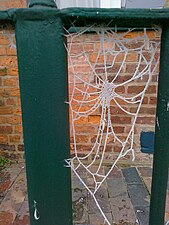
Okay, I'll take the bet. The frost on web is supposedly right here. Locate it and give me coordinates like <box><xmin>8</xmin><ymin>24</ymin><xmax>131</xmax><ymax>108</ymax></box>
<box><xmin>2</xmin><ymin>29</ymin><xmax>16</xmax><ymax>49</ymax></box>
<box><xmin>65</xmin><ymin>26</ymin><xmax>160</xmax><ymax>224</ymax></box>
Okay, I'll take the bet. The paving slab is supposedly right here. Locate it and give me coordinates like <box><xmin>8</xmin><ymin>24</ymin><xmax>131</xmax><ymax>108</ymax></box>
<box><xmin>87</xmin><ymin>177</ymin><xmax>107</xmax><ymax>190</ymax></box>
<box><xmin>110</xmin><ymin>193</ymin><xmax>137</xmax><ymax>224</ymax></box>
<box><xmin>107</xmin><ymin>178</ymin><xmax>128</xmax><ymax>198</ymax></box>
<box><xmin>0</xmin><ymin>171</ymin><xmax>27</xmax><ymax>211</ymax></box>
<box><xmin>0</xmin><ymin>163</ymin><xmax>162</xmax><ymax>225</ymax></box>
<box><xmin>122</xmin><ymin>167</ymin><xmax>142</xmax><ymax>184</ymax></box>
<box><xmin>72</xmin><ymin>176</ymin><xmax>87</xmax><ymax>190</ymax></box>
<box><xmin>88</xmin><ymin>189</ymin><xmax>111</xmax><ymax>214</ymax></box>
<box><xmin>127</xmin><ymin>184</ymin><xmax>150</xmax><ymax>207</ymax></box>
<box><xmin>73</xmin><ymin>195</ymin><xmax>88</xmax><ymax>224</ymax></box>
<box><xmin>13</xmin><ymin>201</ymin><xmax>30</xmax><ymax>225</ymax></box>
<box><xmin>0</xmin><ymin>163</ymin><xmax>24</xmax><ymax>204</ymax></box>
<box><xmin>89</xmin><ymin>212</ymin><xmax>113</xmax><ymax>225</ymax></box>
<box><xmin>75</xmin><ymin>166</ymin><xmax>87</xmax><ymax>179</ymax></box>
<box><xmin>0</xmin><ymin>211</ymin><xmax>14</xmax><ymax>225</ymax></box>
<box><xmin>105</xmin><ymin>166</ymin><xmax>123</xmax><ymax>179</ymax></box>
<box><xmin>72</xmin><ymin>188</ymin><xmax>88</xmax><ymax>202</ymax></box>
<box><xmin>137</xmin><ymin>167</ymin><xmax>152</xmax><ymax>178</ymax></box>
<box><xmin>142</xmin><ymin>177</ymin><xmax>152</xmax><ymax>194</ymax></box>
<box><xmin>0</xmin><ymin>168</ymin><xmax>27</xmax><ymax>224</ymax></box>
<box><xmin>135</xmin><ymin>206</ymin><xmax>149</xmax><ymax>225</ymax></box>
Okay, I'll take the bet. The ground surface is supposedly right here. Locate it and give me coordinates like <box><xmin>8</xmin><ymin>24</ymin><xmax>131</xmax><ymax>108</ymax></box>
<box><xmin>0</xmin><ymin>163</ymin><xmax>168</xmax><ymax>225</ymax></box>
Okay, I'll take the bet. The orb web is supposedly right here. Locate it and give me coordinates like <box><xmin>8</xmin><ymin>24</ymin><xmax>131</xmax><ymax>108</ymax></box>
<box><xmin>65</xmin><ymin>26</ymin><xmax>160</xmax><ymax>224</ymax></box>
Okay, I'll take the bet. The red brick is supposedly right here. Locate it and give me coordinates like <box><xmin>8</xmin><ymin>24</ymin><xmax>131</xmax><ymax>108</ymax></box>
<box><xmin>149</xmin><ymin>96</ymin><xmax>157</xmax><ymax>105</ymax></box>
<box><xmin>0</xmin><ymin>98</ymin><xmax>5</xmax><ymax>106</ymax></box>
<box><xmin>123</xmin><ymin>31</ymin><xmax>143</xmax><ymax>39</ymax></box>
<box><xmin>74</xmin><ymin>125</ymin><xmax>96</xmax><ymax>134</ymax></box>
<box><xmin>130</xmin><ymin>107</ymin><xmax>156</xmax><ymax>115</ymax></box>
<box><xmin>71</xmin><ymin>105</ymin><xmax>96</xmax><ymax>113</ymax></box>
<box><xmin>76</xmin><ymin>135</ymin><xmax>89</xmax><ymax>143</ymax></box>
<box><xmin>113</xmin><ymin>126</ymin><xmax>125</xmax><ymax>133</ymax></box>
<box><xmin>0</xmin><ymin>47</ymin><xmax>6</xmax><ymax>55</ymax></box>
<box><xmin>0</xmin><ymin>116</ymin><xmax>7</xmax><ymax>124</ymax></box>
<box><xmin>9</xmin><ymin>135</ymin><xmax>20</xmax><ymax>143</ymax></box>
<box><xmin>0</xmin><ymin>88</ymin><xmax>10</xmax><ymax>97</ymax></box>
<box><xmin>0</xmin><ymin>126</ymin><xmax>12</xmax><ymax>134</ymax></box>
<box><xmin>69</xmin><ymin>83</ymin><xmax>97</xmax><ymax>95</ymax></box>
<box><xmin>142</xmin><ymin>52</ymin><xmax>152</xmax><ymax>61</ymax></box>
<box><xmin>74</xmin><ymin>117</ymin><xmax>88</xmax><ymax>125</ymax></box>
<box><xmin>128</xmin><ymin>85</ymin><xmax>145</xmax><ymax>94</ymax></box>
<box><xmin>116</xmin><ymin>53</ymin><xmax>138</xmax><ymax>62</ymax></box>
<box><xmin>125</xmin><ymin>64</ymin><xmax>137</xmax><ymax>73</ymax></box>
<box><xmin>18</xmin><ymin>144</ymin><xmax>24</xmax><ymax>151</ymax></box>
<box><xmin>76</xmin><ymin>144</ymin><xmax>94</xmax><ymax>152</ymax></box>
<box><xmin>4</xmin><ymin>88</ymin><xmax>20</xmax><ymax>97</ymax></box>
<box><xmin>146</xmin><ymin>85</ymin><xmax>157</xmax><ymax>94</ymax></box>
<box><xmin>0</xmin><ymin>106</ymin><xmax>13</xmax><ymax>114</ymax></box>
<box><xmin>125</xmin><ymin>126</ymin><xmax>137</xmax><ymax>133</ymax></box>
<box><xmin>0</xmin><ymin>56</ymin><xmax>17</xmax><ymax>67</ymax></box>
<box><xmin>91</xmin><ymin>135</ymin><xmax>98</xmax><ymax>143</ymax></box>
<box><xmin>114</xmin><ymin>145</ymin><xmax>122</xmax><ymax>153</ymax></box>
<box><xmin>0</xmin><ymin>144</ymin><xmax>15</xmax><ymax>151</ymax></box>
<box><xmin>0</xmin><ymin>0</ymin><xmax>26</xmax><ymax>9</ymax></box>
<box><xmin>152</xmin><ymin>75</ymin><xmax>158</xmax><ymax>82</ymax></box>
<box><xmin>7</xmin><ymin>116</ymin><xmax>21</xmax><ymax>125</ymax></box>
<box><xmin>146</xmin><ymin>30</ymin><xmax>156</xmax><ymax>38</ymax></box>
<box><xmin>6</xmin><ymin>98</ymin><xmax>16</xmax><ymax>105</ymax></box>
<box><xmin>8</xmin><ymin>68</ymin><xmax>18</xmax><ymax>76</ymax></box>
<box><xmin>0</xmin><ymin>35</ymin><xmax>10</xmax><ymax>45</ymax></box>
<box><xmin>4</xmin><ymin>77</ymin><xmax>17</xmax><ymax>86</ymax></box>
<box><xmin>14</xmin><ymin>125</ymin><xmax>23</xmax><ymax>134</ymax></box>
<box><xmin>6</xmin><ymin>47</ymin><xmax>16</xmax><ymax>56</ymax></box>
<box><xmin>111</xmin><ymin>116</ymin><xmax>131</xmax><ymax>124</ymax></box>
<box><xmin>108</xmin><ymin>75</ymin><xmax>132</xmax><ymax>83</ymax></box>
<box><xmin>107</xmin><ymin>64</ymin><xmax>124</xmax><ymax>73</ymax></box>
<box><xmin>115</xmin><ymin>86</ymin><xmax>125</xmax><ymax>94</ymax></box>
<box><xmin>110</xmin><ymin>106</ymin><xmax>127</xmax><ymax>115</ymax></box>
<box><xmin>0</xmin><ymin>135</ymin><xmax>8</xmax><ymax>143</ymax></box>
<box><xmin>14</xmin><ymin>107</ymin><xmax>22</xmax><ymax>115</ymax></box>
<box><xmin>90</xmin><ymin>53</ymin><xmax>105</xmax><ymax>63</ymax></box>
<box><xmin>142</xmin><ymin>97</ymin><xmax>148</xmax><ymax>104</ymax></box>
<box><xmin>107</xmin><ymin>136</ymin><xmax>116</xmax><ymax>144</ymax></box>
<box><xmin>88</xmin><ymin>115</ymin><xmax>100</xmax><ymax>124</ymax></box>
<box><xmin>136</xmin><ymin>116</ymin><xmax>155</xmax><ymax>125</ymax></box>
<box><xmin>95</xmin><ymin>42</ymin><xmax>109</xmax><ymax>51</ymax></box>
<box><xmin>72</xmin><ymin>65</ymin><xmax>92</xmax><ymax>73</ymax></box>
<box><xmin>0</xmin><ymin>67</ymin><xmax>7</xmax><ymax>76</ymax></box>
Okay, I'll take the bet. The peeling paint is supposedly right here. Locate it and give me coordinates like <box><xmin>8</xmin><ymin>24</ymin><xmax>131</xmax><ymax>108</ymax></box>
<box><xmin>156</xmin><ymin>117</ymin><xmax>160</xmax><ymax>130</ymax></box>
<box><xmin>167</xmin><ymin>101</ymin><xmax>169</xmax><ymax>111</ymax></box>
<box><xmin>33</xmin><ymin>200</ymin><xmax>40</xmax><ymax>220</ymax></box>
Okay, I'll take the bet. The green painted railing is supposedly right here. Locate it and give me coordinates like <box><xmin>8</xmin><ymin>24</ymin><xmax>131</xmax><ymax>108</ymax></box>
<box><xmin>0</xmin><ymin>1</ymin><xmax>169</xmax><ymax>224</ymax></box>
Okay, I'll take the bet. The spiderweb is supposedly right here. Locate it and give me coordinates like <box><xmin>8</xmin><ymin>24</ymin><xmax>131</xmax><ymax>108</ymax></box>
<box><xmin>65</xmin><ymin>26</ymin><xmax>160</xmax><ymax>224</ymax></box>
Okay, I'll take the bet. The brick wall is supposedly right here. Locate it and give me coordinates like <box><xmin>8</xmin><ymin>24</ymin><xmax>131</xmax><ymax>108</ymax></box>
<box><xmin>68</xmin><ymin>30</ymin><xmax>160</xmax><ymax>165</ymax></box>
<box><xmin>0</xmin><ymin>0</ymin><xmax>26</xmax><ymax>159</ymax></box>
<box><xmin>0</xmin><ymin>1</ymin><xmax>160</xmax><ymax>165</ymax></box>
<box><xmin>0</xmin><ymin>0</ymin><xmax>26</xmax><ymax>9</ymax></box>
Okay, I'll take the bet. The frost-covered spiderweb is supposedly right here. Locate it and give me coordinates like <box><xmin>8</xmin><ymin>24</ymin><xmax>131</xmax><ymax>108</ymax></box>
<box><xmin>65</xmin><ymin>26</ymin><xmax>160</xmax><ymax>224</ymax></box>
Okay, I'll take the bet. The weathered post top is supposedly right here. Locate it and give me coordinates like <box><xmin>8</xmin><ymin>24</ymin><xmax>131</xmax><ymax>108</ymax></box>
<box><xmin>28</xmin><ymin>0</ymin><xmax>57</xmax><ymax>8</ymax></box>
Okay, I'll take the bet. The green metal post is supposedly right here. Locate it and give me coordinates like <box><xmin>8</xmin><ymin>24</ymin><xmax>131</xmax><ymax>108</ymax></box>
<box><xmin>149</xmin><ymin>25</ymin><xmax>169</xmax><ymax>225</ymax></box>
<box><xmin>15</xmin><ymin>4</ymin><xmax>73</xmax><ymax>225</ymax></box>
